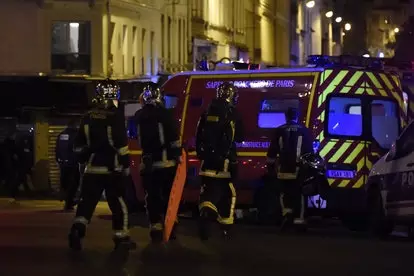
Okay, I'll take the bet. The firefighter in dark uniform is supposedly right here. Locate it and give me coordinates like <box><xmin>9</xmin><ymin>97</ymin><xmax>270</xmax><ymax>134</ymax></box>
<box><xmin>266</xmin><ymin>107</ymin><xmax>313</xmax><ymax>230</ymax></box>
<box><xmin>68</xmin><ymin>79</ymin><xmax>136</xmax><ymax>251</ymax></box>
<box><xmin>133</xmin><ymin>85</ymin><xmax>181</xmax><ymax>243</ymax></box>
<box><xmin>55</xmin><ymin>119</ymin><xmax>80</xmax><ymax>211</ymax></box>
<box><xmin>196</xmin><ymin>82</ymin><xmax>244</xmax><ymax>241</ymax></box>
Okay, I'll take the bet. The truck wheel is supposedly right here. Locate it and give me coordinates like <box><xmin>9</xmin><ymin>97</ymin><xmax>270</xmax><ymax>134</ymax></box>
<box><xmin>367</xmin><ymin>187</ymin><xmax>393</xmax><ymax>238</ymax></box>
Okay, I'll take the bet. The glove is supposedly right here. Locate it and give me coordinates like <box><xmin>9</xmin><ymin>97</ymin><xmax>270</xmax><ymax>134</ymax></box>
<box><xmin>123</xmin><ymin>167</ymin><xmax>130</xmax><ymax>176</ymax></box>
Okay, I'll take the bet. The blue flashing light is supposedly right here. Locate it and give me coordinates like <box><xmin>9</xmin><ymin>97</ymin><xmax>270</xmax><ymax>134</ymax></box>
<box><xmin>307</xmin><ymin>55</ymin><xmax>385</xmax><ymax>70</ymax></box>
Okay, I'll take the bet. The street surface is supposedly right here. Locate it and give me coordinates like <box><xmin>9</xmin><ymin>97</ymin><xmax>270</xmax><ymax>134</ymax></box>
<box><xmin>1</xmin><ymin>198</ymin><xmax>414</xmax><ymax>276</ymax></box>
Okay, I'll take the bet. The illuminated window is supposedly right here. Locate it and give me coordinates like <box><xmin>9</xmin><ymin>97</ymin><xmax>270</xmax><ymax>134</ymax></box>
<box><xmin>258</xmin><ymin>99</ymin><xmax>299</xmax><ymax>128</ymax></box>
<box><xmin>327</xmin><ymin>97</ymin><xmax>363</xmax><ymax>136</ymax></box>
<box><xmin>51</xmin><ymin>21</ymin><xmax>91</xmax><ymax>74</ymax></box>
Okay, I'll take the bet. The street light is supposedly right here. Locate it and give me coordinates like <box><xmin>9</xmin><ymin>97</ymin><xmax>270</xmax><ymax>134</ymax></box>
<box><xmin>335</xmin><ymin>17</ymin><xmax>343</xmax><ymax>23</ymax></box>
<box><xmin>306</xmin><ymin>1</ymin><xmax>315</xmax><ymax>8</ymax></box>
<box><xmin>325</xmin><ymin>11</ymin><xmax>333</xmax><ymax>18</ymax></box>
<box><xmin>394</xmin><ymin>27</ymin><xmax>400</xmax><ymax>33</ymax></box>
<box><xmin>345</xmin><ymin>23</ymin><xmax>351</xmax><ymax>31</ymax></box>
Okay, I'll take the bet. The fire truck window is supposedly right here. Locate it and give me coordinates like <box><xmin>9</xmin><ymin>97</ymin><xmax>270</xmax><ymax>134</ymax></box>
<box><xmin>327</xmin><ymin>97</ymin><xmax>362</xmax><ymax>137</ymax></box>
<box><xmin>260</xmin><ymin>99</ymin><xmax>299</xmax><ymax>111</ymax></box>
<box><xmin>371</xmin><ymin>100</ymin><xmax>399</xmax><ymax>149</ymax></box>
<box><xmin>258</xmin><ymin>99</ymin><xmax>299</xmax><ymax>128</ymax></box>
<box><xmin>164</xmin><ymin>95</ymin><xmax>178</xmax><ymax>109</ymax></box>
<box><xmin>258</xmin><ymin>113</ymin><xmax>286</xmax><ymax>128</ymax></box>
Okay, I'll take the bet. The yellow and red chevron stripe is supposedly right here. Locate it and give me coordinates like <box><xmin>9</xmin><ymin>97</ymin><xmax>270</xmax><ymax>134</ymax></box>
<box><xmin>310</xmin><ymin>69</ymin><xmax>405</xmax><ymax>188</ymax></box>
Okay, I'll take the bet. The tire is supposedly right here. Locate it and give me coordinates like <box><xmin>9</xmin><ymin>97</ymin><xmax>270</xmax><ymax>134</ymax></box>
<box><xmin>366</xmin><ymin>187</ymin><xmax>393</xmax><ymax>238</ymax></box>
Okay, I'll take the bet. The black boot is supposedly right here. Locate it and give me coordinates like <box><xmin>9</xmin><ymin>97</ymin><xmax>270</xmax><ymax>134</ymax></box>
<box><xmin>113</xmin><ymin>236</ymin><xmax>137</xmax><ymax>251</ymax></box>
<box><xmin>68</xmin><ymin>223</ymin><xmax>86</xmax><ymax>251</ymax></box>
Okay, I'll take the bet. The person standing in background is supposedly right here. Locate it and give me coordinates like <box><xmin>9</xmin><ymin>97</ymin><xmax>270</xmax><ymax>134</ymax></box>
<box><xmin>55</xmin><ymin>119</ymin><xmax>80</xmax><ymax>211</ymax></box>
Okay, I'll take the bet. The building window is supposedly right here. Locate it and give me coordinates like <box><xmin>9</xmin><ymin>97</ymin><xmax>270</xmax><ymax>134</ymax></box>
<box><xmin>132</xmin><ymin>26</ymin><xmax>137</xmax><ymax>75</ymax></box>
<box><xmin>150</xmin><ymin>31</ymin><xmax>155</xmax><ymax>75</ymax></box>
<box><xmin>168</xmin><ymin>17</ymin><xmax>172</xmax><ymax>63</ymax></box>
<box><xmin>141</xmin><ymin>28</ymin><xmax>146</xmax><ymax>75</ymax></box>
<box><xmin>178</xmin><ymin>19</ymin><xmax>182</xmax><ymax>64</ymax></box>
<box><xmin>51</xmin><ymin>21</ymin><xmax>91</xmax><ymax>74</ymax></box>
<box><xmin>161</xmin><ymin>14</ymin><xmax>165</xmax><ymax>59</ymax></box>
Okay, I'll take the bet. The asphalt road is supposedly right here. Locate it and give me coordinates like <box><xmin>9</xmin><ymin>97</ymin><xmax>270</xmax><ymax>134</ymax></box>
<box><xmin>1</xmin><ymin>199</ymin><xmax>414</xmax><ymax>276</ymax></box>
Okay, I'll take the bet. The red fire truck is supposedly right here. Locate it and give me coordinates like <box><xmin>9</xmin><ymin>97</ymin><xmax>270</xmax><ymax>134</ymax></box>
<box><xmin>127</xmin><ymin>55</ymin><xmax>407</xmax><ymax>226</ymax></box>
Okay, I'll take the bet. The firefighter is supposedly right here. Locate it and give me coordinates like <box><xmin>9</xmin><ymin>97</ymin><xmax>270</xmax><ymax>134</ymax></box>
<box><xmin>195</xmin><ymin>82</ymin><xmax>244</xmax><ymax>241</ymax></box>
<box><xmin>133</xmin><ymin>84</ymin><xmax>181</xmax><ymax>243</ymax></box>
<box><xmin>266</xmin><ymin>107</ymin><xmax>313</xmax><ymax>230</ymax></box>
<box><xmin>55</xmin><ymin>119</ymin><xmax>80</xmax><ymax>211</ymax></box>
<box><xmin>68</xmin><ymin>79</ymin><xmax>136</xmax><ymax>251</ymax></box>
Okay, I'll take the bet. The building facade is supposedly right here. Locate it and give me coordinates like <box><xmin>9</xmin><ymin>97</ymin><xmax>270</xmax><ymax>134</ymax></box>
<box><xmin>0</xmin><ymin>0</ymin><xmax>189</xmax><ymax>79</ymax></box>
<box><xmin>365</xmin><ymin>0</ymin><xmax>410</xmax><ymax>58</ymax></box>
<box><xmin>290</xmin><ymin>0</ymin><xmax>337</xmax><ymax>66</ymax></box>
<box><xmin>190</xmin><ymin>0</ymin><xmax>291</xmax><ymax>68</ymax></box>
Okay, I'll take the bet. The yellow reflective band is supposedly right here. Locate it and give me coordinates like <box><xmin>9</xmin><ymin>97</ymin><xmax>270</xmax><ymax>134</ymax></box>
<box><xmin>153</xmin><ymin>160</ymin><xmax>176</xmax><ymax>168</ymax></box>
<box><xmin>199</xmin><ymin>201</ymin><xmax>218</xmax><ymax>213</ymax></box>
<box><xmin>206</xmin><ymin>115</ymin><xmax>220</xmax><ymax>122</ymax></box>
<box><xmin>118</xmin><ymin>146</ymin><xmax>129</xmax><ymax>156</ymax></box>
<box><xmin>84</xmin><ymin>124</ymin><xmax>90</xmax><ymax>146</ymax></box>
<box><xmin>85</xmin><ymin>166</ymin><xmax>110</xmax><ymax>174</ymax></box>
<box><xmin>277</xmin><ymin>172</ymin><xmax>298</xmax><ymax>180</ymax></box>
<box><xmin>218</xmin><ymin>183</ymin><xmax>237</xmax><ymax>225</ymax></box>
<box><xmin>150</xmin><ymin>223</ymin><xmax>163</xmax><ymax>231</ymax></box>
<box><xmin>199</xmin><ymin>170</ymin><xmax>231</xmax><ymax>178</ymax></box>
<box><xmin>114</xmin><ymin>230</ymin><xmax>130</xmax><ymax>238</ymax></box>
<box><xmin>107</xmin><ymin>126</ymin><xmax>114</xmax><ymax>146</ymax></box>
<box><xmin>282</xmin><ymin>208</ymin><xmax>293</xmax><ymax>216</ymax></box>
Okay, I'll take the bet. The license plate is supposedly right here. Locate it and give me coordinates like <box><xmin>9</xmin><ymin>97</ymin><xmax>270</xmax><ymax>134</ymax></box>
<box><xmin>327</xmin><ymin>170</ymin><xmax>355</xmax><ymax>179</ymax></box>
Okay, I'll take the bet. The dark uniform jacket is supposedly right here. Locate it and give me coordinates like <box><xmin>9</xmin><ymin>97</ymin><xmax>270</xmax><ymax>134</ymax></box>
<box><xmin>74</xmin><ymin>106</ymin><xmax>130</xmax><ymax>174</ymax></box>
<box><xmin>195</xmin><ymin>99</ymin><xmax>244</xmax><ymax>178</ymax></box>
<box><xmin>134</xmin><ymin>104</ymin><xmax>181</xmax><ymax>169</ymax></box>
<box><xmin>56</xmin><ymin>127</ymin><xmax>78</xmax><ymax>167</ymax></box>
<box><xmin>267</xmin><ymin>121</ymin><xmax>313</xmax><ymax>179</ymax></box>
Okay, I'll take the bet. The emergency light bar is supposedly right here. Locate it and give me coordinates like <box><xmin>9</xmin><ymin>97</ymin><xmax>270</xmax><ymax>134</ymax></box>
<box><xmin>307</xmin><ymin>55</ymin><xmax>385</xmax><ymax>70</ymax></box>
<box><xmin>198</xmin><ymin>58</ymin><xmax>261</xmax><ymax>71</ymax></box>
